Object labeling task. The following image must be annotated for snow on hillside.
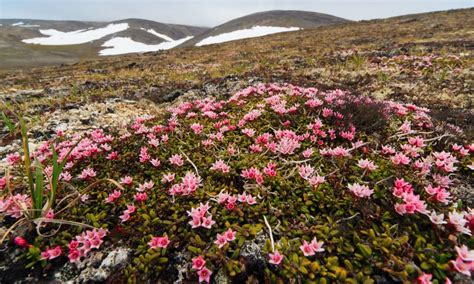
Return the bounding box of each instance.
[142,28,175,42]
[99,36,192,56]
[195,26,300,46]
[22,23,129,45]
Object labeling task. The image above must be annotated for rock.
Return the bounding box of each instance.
[159,89,184,103]
[55,247,130,283]
[91,247,130,281]
[238,231,267,281]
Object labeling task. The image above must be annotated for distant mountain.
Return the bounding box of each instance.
[0,11,348,69]
[0,18,208,68]
[180,10,349,47]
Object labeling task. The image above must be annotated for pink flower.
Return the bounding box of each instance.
[300,240,315,256]
[0,176,7,190]
[119,204,136,223]
[105,190,121,203]
[45,208,55,219]
[263,162,277,177]
[450,256,473,276]
[6,152,21,166]
[210,159,230,173]
[224,228,236,241]
[347,183,373,198]
[308,175,325,187]
[241,167,264,184]
[276,137,300,155]
[394,203,406,215]
[191,123,204,135]
[150,158,161,167]
[455,245,474,262]
[192,255,206,270]
[14,236,29,248]
[201,215,215,229]
[78,167,96,180]
[214,233,228,248]
[381,145,396,155]
[41,246,62,260]
[417,273,432,284]
[169,154,184,166]
[428,211,447,225]
[106,151,118,160]
[391,153,410,165]
[310,237,325,252]
[242,128,256,137]
[134,192,148,202]
[357,159,378,171]
[161,173,175,183]
[298,164,314,180]
[197,267,212,283]
[269,250,284,265]
[302,148,313,158]
[448,211,471,235]
[139,146,150,163]
[120,176,133,186]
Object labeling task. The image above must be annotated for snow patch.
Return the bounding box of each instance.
[22,23,129,45]
[196,26,300,46]
[11,21,24,26]
[99,36,192,56]
[142,28,174,42]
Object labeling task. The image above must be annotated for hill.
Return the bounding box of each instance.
[180,10,349,47]
[0,18,208,68]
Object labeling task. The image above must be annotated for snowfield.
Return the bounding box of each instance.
[22,23,129,45]
[99,36,193,56]
[195,26,300,46]
[142,28,175,42]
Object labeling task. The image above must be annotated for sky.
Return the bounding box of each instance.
[0,0,472,27]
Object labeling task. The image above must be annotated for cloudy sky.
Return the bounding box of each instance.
[1,0,472,26]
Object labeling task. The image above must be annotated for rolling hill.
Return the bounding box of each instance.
[0,10,349,69]
[179,10,350,47]
[0,18,208,68]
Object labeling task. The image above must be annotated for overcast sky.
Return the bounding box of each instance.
[1,0,472,26]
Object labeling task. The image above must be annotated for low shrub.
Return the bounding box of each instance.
[1,83,473,283]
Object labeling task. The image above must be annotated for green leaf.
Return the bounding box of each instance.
[1,111,15,133]
[357,244,372,258]
[33,159,44,213]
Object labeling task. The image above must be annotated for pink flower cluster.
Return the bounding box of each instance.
[217,191,256,210]
[105,190,121,203]
[300,237,325,256]
[357,159,378,171]
[6,152,21,166]
[68,228,107,263]
[169,154,184,167]
[347,183,374,198]
[119,204,136,223]
[214,228,236,248]
[450,245,474,276]
[190,255,213,282]
[432,151,458,173]
[0,194,31,218]
[190,123,204,135]
[210,159,230,173]
[148,235,170,249]
[241,167,264,185]
[187,203,215,229]
[41,246,62,260]
[169,172,202,196]
[78,167,96,180]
